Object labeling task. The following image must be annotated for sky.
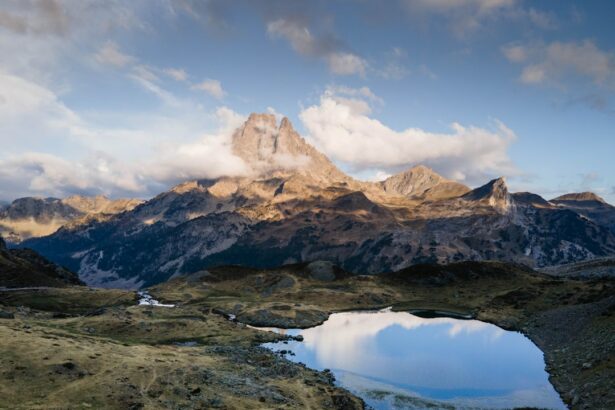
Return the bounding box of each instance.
[0,0,614,203]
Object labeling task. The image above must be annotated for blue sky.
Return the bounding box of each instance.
[0,0,614,203]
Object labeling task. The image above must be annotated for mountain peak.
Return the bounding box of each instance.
[381,165,444,197]
[462,177,511,211]
[279,116,293,130]
[231,112,346,182]
[381,165,469,199]
[552,192,606,203]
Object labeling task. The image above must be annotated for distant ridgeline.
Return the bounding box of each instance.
[16,113,615,289]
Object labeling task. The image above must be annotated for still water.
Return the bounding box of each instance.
[262,309,566,410]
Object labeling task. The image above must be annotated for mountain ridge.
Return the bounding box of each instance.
[0,195,143,243]
[20,113,615,288]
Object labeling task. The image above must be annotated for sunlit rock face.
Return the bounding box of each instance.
[21,113,615,288]
[380,165,470,200]
[262,310,566,410]
[231,113,348,184]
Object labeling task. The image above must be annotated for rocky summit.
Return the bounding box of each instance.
[20,114,615,288]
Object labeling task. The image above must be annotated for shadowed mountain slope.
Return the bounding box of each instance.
[0,236,82,288]
[551,192,615,234]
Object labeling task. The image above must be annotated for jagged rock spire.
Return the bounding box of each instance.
[230,113,347,182]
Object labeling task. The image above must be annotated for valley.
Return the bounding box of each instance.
[1,261,613,409]
[3,3,614,409]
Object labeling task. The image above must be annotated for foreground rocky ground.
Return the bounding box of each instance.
[0,261,613,409]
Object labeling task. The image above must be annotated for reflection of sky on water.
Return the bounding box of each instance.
[262,310,566,409]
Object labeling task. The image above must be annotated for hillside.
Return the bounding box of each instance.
[0,236,82,288]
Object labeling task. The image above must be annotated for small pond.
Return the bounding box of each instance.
[261,309,566,410]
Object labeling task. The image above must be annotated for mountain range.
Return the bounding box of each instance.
[0,195,142,243]
[14,113,615,288]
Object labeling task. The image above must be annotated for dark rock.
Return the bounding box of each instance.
[307,261,337,281]
[0,310,14,319]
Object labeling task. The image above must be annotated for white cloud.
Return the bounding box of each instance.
[526,8,557,30]
[326,52,367,77]
[267,18,366,77]
[95,41,135,67]
[192,79,226,99]
[371,170,392,182]
[402,0,518,35]
[267,18,316,56]
[164,67,188,81]
[142,109,250,185]
[0,152,143,198]
[132,65,158,82]
[503,40,615,87]
[520,65,546,84]
[266,106,283,122]
[0,72,249,200]
[323,85,383,115]
[300,93,516,183]
[406,0,517,15]
[129,70,180,106]
[501,44,527,63]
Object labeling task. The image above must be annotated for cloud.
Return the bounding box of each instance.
[520,65,546,84]
[164,68,188,81]
[92,42,190,106]
[95,41,135,67]
[377,47,410,80]
[501,44,527,63]
[503,40,615,87]
[401,0,518,36]
[326,52,367,77]
[170,2,369,77]
[0,1,152,86]
[192,79,226,99]
[129,70,181,106]
[402,0,559,37]
[141,107,250,185]
[267,17,367,77]
[299,92,516,183]
[0,0,69,36]
[564,94,615,115]
[0,152,143,199]
[0,72,249,200]
[168,0,233,32]
[526,8,558,30]
[323,85,383,115]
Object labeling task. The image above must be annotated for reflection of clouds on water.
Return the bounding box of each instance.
[262,310,566,410]
[447,320,504,340]
[301,311,499,369]
[262,310,566,409]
